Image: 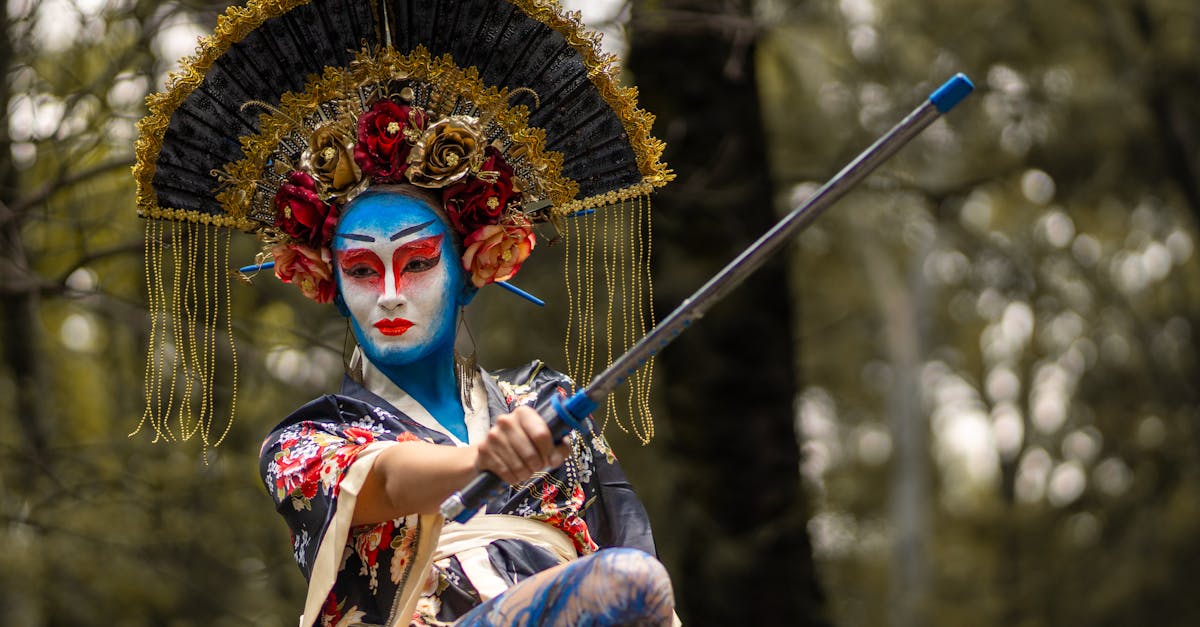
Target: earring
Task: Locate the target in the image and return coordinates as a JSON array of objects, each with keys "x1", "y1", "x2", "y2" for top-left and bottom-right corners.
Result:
[
  {"x1": 455, "y1": 310, "x2": 478, "y2": 410},
  {"x1": 344, "y1": 321, "x2": 365, "y2": 384}
]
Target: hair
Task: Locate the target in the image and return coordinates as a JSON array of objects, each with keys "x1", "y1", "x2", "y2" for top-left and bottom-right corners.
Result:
[{"x1": 344, "y1": 184, "x2": 463, "y2": 253}]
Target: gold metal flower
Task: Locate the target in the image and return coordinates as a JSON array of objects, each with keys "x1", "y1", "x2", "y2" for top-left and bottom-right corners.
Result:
[
  {"x1": 405, "y1": 115, "x2": 485, "y2": 188},
  {"x1": 300, "y1": 123, "x2": 365, "y2": 202}
]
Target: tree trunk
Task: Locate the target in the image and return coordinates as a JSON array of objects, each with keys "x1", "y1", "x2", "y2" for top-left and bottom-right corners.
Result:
[
  {"x1": 0, "y1": 1, "x2": 51, "y2": 464},
  {"x1": 860, "y1": 230, "x2": 932, "y2": 627},
  {"x1": 628, "y1": 2, "x2": 827, "y2": 624}
]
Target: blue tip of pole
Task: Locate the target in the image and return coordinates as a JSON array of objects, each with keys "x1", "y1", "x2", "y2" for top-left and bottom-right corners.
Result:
[
  {"x1": 929, "y1": 73, "x2": 974, "y2": 113},
  {"x1": 238, "y1": 261, "x2": 276, "y2": 273},
  {"x1": 495, "y1": 281, "x2": 546, "y2": 307}
]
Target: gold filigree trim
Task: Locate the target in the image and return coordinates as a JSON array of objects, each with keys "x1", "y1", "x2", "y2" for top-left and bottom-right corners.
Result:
[
  {"x1": 136, "y1": 206, "x2": 259, "y2": 231},
  {"x1": 216, "y1": 45, "x2": 576, "y2": 222},
  {"x1": 555, "y1": 181, "x2": 662, "y2": 217},
  {"x1": 510, "y1": 0, "x2": 675, "y2": 190},
  {"x1": 133, "y1": 0, "x2": 319, "y2": 229},
  {"x1": 133, "y1": 0, "x2": 673, "y2": 229}
]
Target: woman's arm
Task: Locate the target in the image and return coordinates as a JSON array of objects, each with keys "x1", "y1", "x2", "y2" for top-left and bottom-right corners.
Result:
[{"x1": 352, "y1": 406, "x2": 571, "y2": 525}]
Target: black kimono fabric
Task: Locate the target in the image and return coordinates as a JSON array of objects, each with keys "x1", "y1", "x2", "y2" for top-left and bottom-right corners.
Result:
[{"x1": 259, "y1": 361, "x2": 656, "y2": 626}]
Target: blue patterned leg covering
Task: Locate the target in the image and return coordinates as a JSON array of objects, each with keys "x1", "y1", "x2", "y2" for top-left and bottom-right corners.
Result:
[{"x1": 454, "y1": 548, "x2": 674, "y2": 626}]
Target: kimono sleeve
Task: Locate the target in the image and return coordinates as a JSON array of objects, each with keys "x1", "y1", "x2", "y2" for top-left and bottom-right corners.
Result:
[
  {"x1": 258, "y1": 394, "x2": 394, "y2": 580},
  {"x1": 582, "y1": 434, "x2": 658, "y2": 556}
]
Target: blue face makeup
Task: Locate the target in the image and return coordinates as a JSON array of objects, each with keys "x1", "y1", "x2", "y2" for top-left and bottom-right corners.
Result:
[{"x1": 334, "y1": 192, "x2": 466, "y2": 371}]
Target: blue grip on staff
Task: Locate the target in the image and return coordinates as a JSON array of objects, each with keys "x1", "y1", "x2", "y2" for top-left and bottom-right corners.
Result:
[{"x1": 442, "y1": 391, "x2": 595, "y2": 523}]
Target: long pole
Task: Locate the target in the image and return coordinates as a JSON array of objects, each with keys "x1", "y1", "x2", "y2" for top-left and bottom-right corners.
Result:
[{"x1": 441, "y1": 73, "x2": 975, "y2": 522}]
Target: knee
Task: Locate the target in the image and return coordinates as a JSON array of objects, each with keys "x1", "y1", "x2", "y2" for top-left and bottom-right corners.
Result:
[{"x1": 593, "y1": 548, "x2": 673, "y2": 605}]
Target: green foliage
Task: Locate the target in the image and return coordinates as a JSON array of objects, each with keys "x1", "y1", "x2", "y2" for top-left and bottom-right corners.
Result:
[
  {"x1": 0, "y1": 1, "x2": 312, "y2": 623},
  {"x1": 4, "y1": 0, "x2": 1200, "y2": 624},
  {"x1": 757, "y1": 0, "x2": 1200, "y2": 624}
]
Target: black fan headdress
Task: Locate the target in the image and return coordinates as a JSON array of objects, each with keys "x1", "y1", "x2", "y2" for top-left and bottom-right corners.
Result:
[{"x1": 133, "y1": 0, "x2": 670, "y2": 451}]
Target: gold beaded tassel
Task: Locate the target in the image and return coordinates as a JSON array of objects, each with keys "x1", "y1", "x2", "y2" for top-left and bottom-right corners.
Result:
[
  {"x1": 563, "y1": 200, "x2": 599, "y2": 405},
  {"x1": 627, "y1": 193, "x2": 656, "y2": 443},
  {"x1": 562, "y1": 194, "x2": 657, "y2": 444},
  {"x1": 131, "y1": 217, "x2": 171, "y2": 443},
  {"x1": 131, "y1": 217, "x2": 239, "y2": 459}
]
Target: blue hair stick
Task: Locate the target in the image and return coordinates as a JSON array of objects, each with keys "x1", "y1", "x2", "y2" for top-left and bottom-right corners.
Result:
[
  {"x1": 495, "y1": 280, "x2": 545, "y2": 307},
  {"x1": 238, "y1": 261, "x2": 276, "y2": 273}
]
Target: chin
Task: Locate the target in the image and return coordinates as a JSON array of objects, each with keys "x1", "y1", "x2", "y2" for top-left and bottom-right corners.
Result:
[
  {"x1": 363, "y1": 345, "x2": 418, "y2": 368},
  {"x1": 369, "y1": 335, "x2": 419, "y2": 354}
]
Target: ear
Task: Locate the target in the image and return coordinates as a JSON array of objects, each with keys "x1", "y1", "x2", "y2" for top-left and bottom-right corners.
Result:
[
  {"x1": 458, "y1": 281, "x2": 478, "y2": 307},
  {"x1": 333, "y1": 291, "x2": 351, "y2": 318}
]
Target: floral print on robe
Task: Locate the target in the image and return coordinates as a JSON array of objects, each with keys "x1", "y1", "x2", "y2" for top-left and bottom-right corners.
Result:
[{"x1": 259, "y1": 361, "x2": 657, "y2": 627}]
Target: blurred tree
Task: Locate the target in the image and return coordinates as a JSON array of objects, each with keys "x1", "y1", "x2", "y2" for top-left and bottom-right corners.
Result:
[
  {"x1": 755, "y1": 0, "x2": 1200, "y2": 625},
  {"x1": 5, "y1": 0, "x2": 1200, "y2": 625},
  {"x1": 628, "y1": 1, "x2": 828, "y2": 625},
  {"x1": 0, "y1": 1, "x2": 310, "y2": 623}
]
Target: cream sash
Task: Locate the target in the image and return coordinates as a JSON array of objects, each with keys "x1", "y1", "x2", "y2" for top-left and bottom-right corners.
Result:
[{"x1": 432, "y1": 514, "x2": 578, "y2": 601}]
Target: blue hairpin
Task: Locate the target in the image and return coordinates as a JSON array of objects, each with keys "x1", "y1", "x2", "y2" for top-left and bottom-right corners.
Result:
[
  {"x1": 238, "y1": 261, "x2": 276, "y2": 274},
  {"x1": 494, "y1": 281, "x2": 545, "y2": 307}
]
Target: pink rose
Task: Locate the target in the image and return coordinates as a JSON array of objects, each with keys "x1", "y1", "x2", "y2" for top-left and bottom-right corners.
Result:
[
  {"x1": 460, "y1": 222, "x2": 537, "y2": 288},
  {"x1": 272, "y1": 243, "x2": 335, "y2": 303}
]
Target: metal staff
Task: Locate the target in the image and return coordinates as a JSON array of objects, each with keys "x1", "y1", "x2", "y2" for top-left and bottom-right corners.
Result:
[{"x1": 441, "y1": 73, "x2": 976, "y2": 523}]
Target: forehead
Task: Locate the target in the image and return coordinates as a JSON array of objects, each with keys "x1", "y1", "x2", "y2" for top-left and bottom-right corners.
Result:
[{"x1": 335, "y1": 193, "x2": 447, "y2": 245}]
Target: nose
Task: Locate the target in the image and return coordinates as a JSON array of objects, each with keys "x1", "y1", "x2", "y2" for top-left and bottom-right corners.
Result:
[
  {"x1": 378, "y1": 291, "x2": 404, "y2": 311},
  {"x1": 379, "y1": 268, "x2": 405, "y2": 310}
]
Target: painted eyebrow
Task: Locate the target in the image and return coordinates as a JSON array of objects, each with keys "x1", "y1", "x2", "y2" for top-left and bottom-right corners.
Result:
[
  {"x1": 390, "y1": 220, "x2": 436, "y2": 241},
  {"x1": 338, "y1": 233, "x2": 375, "y2": 242}
]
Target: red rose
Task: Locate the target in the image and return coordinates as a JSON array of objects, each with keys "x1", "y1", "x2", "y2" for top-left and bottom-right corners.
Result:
[
  {"x1": 461, "y1": 220, "x2": 536, "y2": 288},
  {"x1": 442, "y1": 147, "x2": 521, "y2": 234},
  {"x1": 272, "y1": 243, "x2": 336, "y2": 303},
  {"x1": 274, "y1": 171, "x2": 340, "y2": 246},
  {"x1": 354, "y1": 101, "x2": 426, "y2": 182}
]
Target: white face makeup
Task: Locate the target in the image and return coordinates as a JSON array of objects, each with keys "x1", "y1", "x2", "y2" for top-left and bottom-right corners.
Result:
[{"x1": 333, "y1": 192, "x2": 466, "y2": 369}]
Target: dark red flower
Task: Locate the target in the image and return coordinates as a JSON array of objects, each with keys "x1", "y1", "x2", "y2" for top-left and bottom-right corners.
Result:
[
  {"x1": 354, "y1": 100, "x2": 426, "y2": 182},
  {"x1": 442, "y1": 147, "x2": 521, "y2": 234},
  {"x1": 274, "y1": 171, "x2": 340, "y2": 246}
]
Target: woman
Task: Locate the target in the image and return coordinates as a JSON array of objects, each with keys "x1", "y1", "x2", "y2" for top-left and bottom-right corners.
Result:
[
  {"x1": 260, "y1": 186, "x2": 674, "y2": 625},
  {"x1": 131, "y1": 2, "x2": 676, "y2": 624}
]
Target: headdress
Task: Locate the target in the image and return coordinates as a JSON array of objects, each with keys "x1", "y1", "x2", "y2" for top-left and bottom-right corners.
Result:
[{"x1": 132, "y1": 0, "x2": 671, "y2": 453}]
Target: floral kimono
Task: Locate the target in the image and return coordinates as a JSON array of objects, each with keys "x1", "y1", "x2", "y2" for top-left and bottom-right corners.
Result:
[{"x1": 260, "y1": 361, "x2": 657, "y2": 627}]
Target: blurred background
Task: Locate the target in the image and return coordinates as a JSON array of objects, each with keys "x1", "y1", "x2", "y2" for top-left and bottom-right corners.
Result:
[{"x1": 3, "y1": 0, "x2": 1199, "y2": 625}]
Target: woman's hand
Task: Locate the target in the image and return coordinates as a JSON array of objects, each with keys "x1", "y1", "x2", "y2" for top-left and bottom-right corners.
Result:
[
  {"x1": 353, "y1": 407, "x2": 572, "y2": 525},
  {"x1": 475, "y1": 406, "x2": 572, "y2": 485}
]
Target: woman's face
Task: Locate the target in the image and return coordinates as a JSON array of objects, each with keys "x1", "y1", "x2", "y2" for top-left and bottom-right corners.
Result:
[{"x1": 333, "y1": 192, "x2": 467, "y2": 368}]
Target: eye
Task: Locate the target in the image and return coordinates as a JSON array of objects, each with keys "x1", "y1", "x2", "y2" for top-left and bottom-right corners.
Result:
[
  {"x1": 404, "y1": 255, "x2": 440, "y2": 273},
  {"x1": 345, "y1": 264, "x2": 379, "y2": 279}
]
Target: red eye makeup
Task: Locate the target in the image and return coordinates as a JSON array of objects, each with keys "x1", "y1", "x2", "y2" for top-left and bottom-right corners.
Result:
[
  {"x1": 336, "y1": 249, "x2": 385, "y2": 290},
  {"x1": 392, "y1": 234, "x2": 444, "y2": 293}
]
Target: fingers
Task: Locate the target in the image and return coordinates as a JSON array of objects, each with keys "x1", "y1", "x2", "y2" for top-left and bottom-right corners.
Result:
[
  {"x1": 516, "y1": 407, "x2": 558, "y2": 462},
  {"x1": 476, "y1": 407, "x2": 571, "y2": 485}
]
